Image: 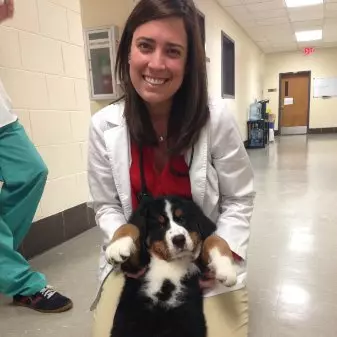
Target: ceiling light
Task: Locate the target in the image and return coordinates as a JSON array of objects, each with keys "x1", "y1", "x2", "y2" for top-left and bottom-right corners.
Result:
[
  {"x1": 285, "y1": 0, "x2": 323, "y2": 7},
  {"x1": 295, "y1": 29, "x2": 322, "y2": 42}
]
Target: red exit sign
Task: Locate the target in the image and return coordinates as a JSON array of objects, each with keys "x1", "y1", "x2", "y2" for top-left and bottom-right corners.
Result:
[{"x1": 304, "y1": 47, "x2": 315, "y2": 55}]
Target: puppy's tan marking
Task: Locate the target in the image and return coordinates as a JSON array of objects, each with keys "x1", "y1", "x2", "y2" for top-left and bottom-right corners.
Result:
[
  {"x1": 150, "y1": 241, "x2": 171, "y2": 261},
  {"x1": 111, "y1": 224, "x2": 140, "y2": 243},
  {"x1": 174, "y1": 208, "x2": 183, "y2": 218},
  {"x1": 201, "y1": 235, "x2": 237, "y2": 287},
  {"x1": 201, "y1": 235, "x2": 233, "y2": 264},
  {"x1": 190, "y1": 231, "x2": 201, "y2": 251},
  {"x1": 158, "y1": 215, "x2": 165, "y2": 225},
  {"x1": 108, "y1": 224, "x2": 141, "y2": 268}
]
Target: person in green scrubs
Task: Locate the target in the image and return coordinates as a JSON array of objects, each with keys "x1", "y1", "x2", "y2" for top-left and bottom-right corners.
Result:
[{"x1": 0, "y1": 0, "x2": 72, "y2": 313}]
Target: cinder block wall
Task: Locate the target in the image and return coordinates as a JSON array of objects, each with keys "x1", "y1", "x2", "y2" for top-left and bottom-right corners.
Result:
[
  {"x1": 0, "y1": 0, "x2": 91, "y2": 219},
  {"x1": 0, "y1": 0, "x2": 93, "y2": 257}
]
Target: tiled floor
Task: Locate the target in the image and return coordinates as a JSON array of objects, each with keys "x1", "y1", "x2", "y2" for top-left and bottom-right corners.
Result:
[
  {"x1": 247, "y1": 134, "x2": 337, "y2": 337},
  {"x1": 1, "y1": 134, "x2": 337, "y2": 336},
  {"x1": 0, "y1": 229, "x2": 101, "y2": 337}
]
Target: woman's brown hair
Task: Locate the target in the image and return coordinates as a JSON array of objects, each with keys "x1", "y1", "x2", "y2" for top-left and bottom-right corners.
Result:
[{"x1": 115, "y1": 0, "x2": 209, "y2": 155}]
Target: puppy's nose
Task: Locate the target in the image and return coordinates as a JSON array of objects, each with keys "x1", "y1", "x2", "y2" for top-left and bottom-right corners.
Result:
[{"x1": 172, "y1": 235, "x2": 186, "y2": 249}]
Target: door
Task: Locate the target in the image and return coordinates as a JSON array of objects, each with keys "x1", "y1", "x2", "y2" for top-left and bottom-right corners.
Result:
[{"x1": 279, "y1": 72, "x2": 310, "y2": 135}]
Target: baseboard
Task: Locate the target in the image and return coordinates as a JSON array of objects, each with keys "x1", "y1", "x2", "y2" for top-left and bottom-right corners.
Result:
[
  {"x1": 308, "y1": 127, "x2": 337, "y2": 134},
  {"x1": 18, "y1": 203, "x2": 96, "y2": 260},
  {"x1": 275, "y1": 128, "x2": 337, "y2": 135}
]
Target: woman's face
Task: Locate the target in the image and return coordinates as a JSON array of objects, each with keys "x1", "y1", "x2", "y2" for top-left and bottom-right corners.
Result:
[{"x1": 129, "y1": 17, "x2": 188, "y2": 108}]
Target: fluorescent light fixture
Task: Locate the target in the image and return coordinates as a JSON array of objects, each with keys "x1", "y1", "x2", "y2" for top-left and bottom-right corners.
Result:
[
  {"x1": 285, "y1": 0, "x2": 323, "y2": 7},
  {"x1": 295, "y1": 29, "x2": 322, "y2": 42}
]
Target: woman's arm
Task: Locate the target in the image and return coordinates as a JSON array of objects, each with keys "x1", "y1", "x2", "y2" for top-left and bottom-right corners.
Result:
[
  {"x1": 87, "y1": 115, "x2": 127, "y2": 244},
  {"x1": 210, "y1": 101, "x2": 255, "y2": 261}
]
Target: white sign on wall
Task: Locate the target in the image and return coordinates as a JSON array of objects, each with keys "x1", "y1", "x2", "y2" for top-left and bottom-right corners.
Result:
[{"x1": 313, "y1": 77, "x2": 337, "y2": 98}]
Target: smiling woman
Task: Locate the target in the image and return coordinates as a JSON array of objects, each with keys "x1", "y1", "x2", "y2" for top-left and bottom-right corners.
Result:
[
  {"x1": 114, "y1": 0, "x2": 209, "y2": 155},
  {"x1": 88, "y1": 0, "x2": 255, "y2": 336},
  {"x1": 129, "y1": 17, "x2": 187, "y2": 109}
]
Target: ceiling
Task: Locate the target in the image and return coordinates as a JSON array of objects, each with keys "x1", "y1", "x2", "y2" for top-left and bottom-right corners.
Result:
[{"x1": 216, "y1": 0, "x2": 337, "y2": 53}]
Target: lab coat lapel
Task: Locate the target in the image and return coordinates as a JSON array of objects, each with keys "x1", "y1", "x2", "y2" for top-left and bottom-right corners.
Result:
[
  {"x1": 104, "y1": 123, "x2": 133, "y2": 220},
  {"x1": 186, "y1": 126, "x2": 208, "y2": 209}
]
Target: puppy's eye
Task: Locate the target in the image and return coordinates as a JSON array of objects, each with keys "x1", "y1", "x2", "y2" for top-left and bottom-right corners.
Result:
[
  {"x1": 158, "y1": 215, "x2": 166, "y2": 228},
  {"x1": 175, "y1": 216, "x2": 185, "y2": 224},
  {"x1": 174, "y1": 209, "x2": 185, "y2": 223}
]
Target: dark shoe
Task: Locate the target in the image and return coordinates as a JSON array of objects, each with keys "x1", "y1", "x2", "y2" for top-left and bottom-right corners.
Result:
[{"x1": 13, "y1": 286, "x2": 73, "y2": 313}]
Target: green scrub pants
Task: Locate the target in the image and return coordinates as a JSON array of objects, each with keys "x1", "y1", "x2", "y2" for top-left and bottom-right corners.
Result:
[{"x1": 0, "y1": 120, "x2": 48, "y2": 296}]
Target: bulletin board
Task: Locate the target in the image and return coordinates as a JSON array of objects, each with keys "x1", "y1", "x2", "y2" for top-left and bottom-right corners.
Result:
[{"x1": 313, "y1": 77, "x2": 337, "y2": 98}]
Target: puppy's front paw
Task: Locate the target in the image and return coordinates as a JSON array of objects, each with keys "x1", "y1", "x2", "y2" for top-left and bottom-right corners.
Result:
[
  {"x1": 105, "y1": 236, "x2": 136, "y2": 265},
  {"x1": 209, "y1": 251, "x2": 237, "y2": 287}
]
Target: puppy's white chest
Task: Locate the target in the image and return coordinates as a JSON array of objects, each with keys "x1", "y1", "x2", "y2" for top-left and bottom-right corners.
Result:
[{"x1": 142, "y1": 256, "x2": 197, "y2": 308}]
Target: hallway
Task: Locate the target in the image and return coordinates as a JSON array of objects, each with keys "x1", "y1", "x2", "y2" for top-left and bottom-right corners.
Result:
[
  {"x1": 248, "y1": 134, "x2": 337, "y2": 336},
  {"x1": 1, "y1": 134, "x2": 337, "y2": 337}
]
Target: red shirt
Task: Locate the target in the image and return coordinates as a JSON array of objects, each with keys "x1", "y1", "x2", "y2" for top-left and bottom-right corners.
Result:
[{"x1": 130, "y1": 142, "x2": 191, "y2": 210}]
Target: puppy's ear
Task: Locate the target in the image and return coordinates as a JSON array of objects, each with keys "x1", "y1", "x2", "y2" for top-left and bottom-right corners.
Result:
[
  {"x1": 197, "y1": 213, "x2": 217, "y2": 240},
  {"x1": 185, "y1": 200, "x2": 217, "y2": 240},
  {"x1": 128, "y1": 199, "x2": 150, "y2": 234},
  {"x1": 128, "y1": 208, "x2": 146, "y2": 231}
]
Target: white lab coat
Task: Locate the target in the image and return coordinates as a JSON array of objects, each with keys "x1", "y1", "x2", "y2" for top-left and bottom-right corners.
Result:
[{"x1": 87, "y1": 99, "x2": 255, "y2": 298}]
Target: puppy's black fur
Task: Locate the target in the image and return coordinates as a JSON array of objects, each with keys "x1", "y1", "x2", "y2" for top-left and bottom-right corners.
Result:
[{"x1": 110, "y1": 196, "x2": 216, "y2": 337}]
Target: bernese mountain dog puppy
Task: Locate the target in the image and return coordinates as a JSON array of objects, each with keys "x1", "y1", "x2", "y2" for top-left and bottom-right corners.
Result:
[{"x1": 105, "y1": 196, "x2": 237, "y2": 337}]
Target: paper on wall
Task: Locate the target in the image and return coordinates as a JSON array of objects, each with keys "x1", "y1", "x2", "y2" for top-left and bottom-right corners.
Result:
[{"x1": 284, "y1": 97, "x2": 294, "y2": 105}]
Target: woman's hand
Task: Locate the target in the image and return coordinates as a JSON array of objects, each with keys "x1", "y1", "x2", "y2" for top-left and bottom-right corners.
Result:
[
  {"x1": 199, "y1": 270, "x2": 216, "y2": 290},
  {"x1": 125, "y1": 268, "x2": 218, "y2": 290},
  {"x1": 124, "y1": 268, "x2": 147, "y2": 279},
  {"x1": 126, "y1": 268, "x2": 217, "y2": 289}
]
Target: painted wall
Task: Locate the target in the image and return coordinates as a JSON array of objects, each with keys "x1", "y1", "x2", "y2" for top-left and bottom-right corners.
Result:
[
  {"x1": 264, "y1": 48, "x2": 337, "y2": 130},
  {"x1": 0, "y1": 0, "x2": 91, "y2": 220}
]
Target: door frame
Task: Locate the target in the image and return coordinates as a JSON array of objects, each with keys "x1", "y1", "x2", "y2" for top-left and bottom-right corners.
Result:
[{"x1": 278, "y1": 71, "x2": 311, "y2": 135}]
